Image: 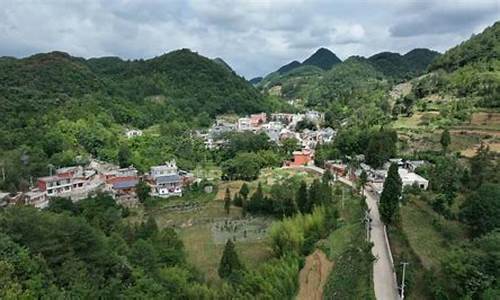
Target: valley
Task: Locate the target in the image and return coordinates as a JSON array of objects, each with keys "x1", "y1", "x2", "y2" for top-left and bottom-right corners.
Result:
[{"x1": 0, "y1": 12, "x2": 498, "y2": 300}]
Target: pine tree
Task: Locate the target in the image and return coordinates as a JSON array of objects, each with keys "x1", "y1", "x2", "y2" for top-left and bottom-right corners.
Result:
[
  {"x1": 469, "y1": 143, "x2": 492, "y2": 189},
  {"x1": 224, "y1": 188, "x2": 231, "y2": 215},
  {"x1": 233, "y1": 194, "x2": 242, "y2": 207},
  {"x1": 296, "y1": 180, "x2": 309, "y2": 213},
  {"x1": 379, "y1": 163, "x2": 402, "y2": 224},
  {"x1": 358, "y1": 170, "x2": 368, "y2": 195},
  {"x1": 239, "y1": 183, "x2": 250, "y2": 200},
  {"x1": 218, "y1": 239, "x2": 244, "y2": 280},
  {"x1": 322, "y1": 170, "x2": 334, "y2": 184},
  {"x1": 320, "y1": 178, "x2": 333, "y2": 205},
  {"x1": 249, "y1": 182, "x2": 264, "y2": 213},
  {"x1": 440, "y1": 129, "x2": 451, "y2": 153},
  {"x1": 308, "y1": 179, "x2": 322, "y2": 208}
]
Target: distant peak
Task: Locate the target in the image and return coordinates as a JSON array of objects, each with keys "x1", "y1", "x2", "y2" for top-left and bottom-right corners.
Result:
[
  {"x1": 302, "y1": 48, "x2": 341, "y2": 70},
  {"x1": 277, "y1": 60, "x2": 302, "y2": 74}
]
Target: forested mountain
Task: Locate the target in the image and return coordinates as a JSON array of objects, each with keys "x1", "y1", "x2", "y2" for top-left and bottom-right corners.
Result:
[
  {"x1": 411, "y1": 22, "x2": 500, "y2": 108},
  {"x1": 302, "y1": 47, "x2": 342, "y2": 70},
  {"x1": 367, "y1": 48, "x2": 439, "y2": 80},
  {"x1": 0, "y1": 49, "x2": 266, "y2": 125},
  {"x1": 212, "y1": 57, "x2": 234, "y2": 72},
  {"x1": 0, "y1": 49, "x2": 286, "y2": 191},
  {"x1": 277, "y1": 60, "x2": 302, "y2": 74},
  {"x1": 257, "y1": 47, "x2": 438, "y2": 99},
  {"x1": 248, "y1": 76, "x2": 263, "y2": 85},
  {"x1": 430, "y1": 22, "x2": 499, "y2": 72}
]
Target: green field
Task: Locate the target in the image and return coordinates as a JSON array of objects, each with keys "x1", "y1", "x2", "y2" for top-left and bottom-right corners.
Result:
[
  {"x1": 388, "y1": 196, "x2": 469, "y2": 299},
  {"x1": 130, "y1": 167, "x2": 320, "y2": 285}
]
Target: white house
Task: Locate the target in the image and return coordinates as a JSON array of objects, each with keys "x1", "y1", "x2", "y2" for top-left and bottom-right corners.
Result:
[
  {"x1": 398, "y1": 168, "x2": 429, "y2": 190},
  {"x1": 148, "y1": 161, "x2": 183, "y2": 198},
  {"x1": 126, "y1": 129, "x2": 143, "y2": 138},
  {"x1": 237, "y1": 117, "x2": 252, "y2": 131}
]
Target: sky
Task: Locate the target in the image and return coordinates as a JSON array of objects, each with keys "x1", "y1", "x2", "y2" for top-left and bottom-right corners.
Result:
[{"x1": 0, "y1": 0, "x2": 499, "y2": 78}]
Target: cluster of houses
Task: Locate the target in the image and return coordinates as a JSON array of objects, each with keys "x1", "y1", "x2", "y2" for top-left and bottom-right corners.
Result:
[
  {"x1": 0, "y1": 160, "x2": 193, "y2": 210},
  {"x1": 199, "y1": 111, "x2": 336, "y2": 166},
  {"x1": 325, "y1": 158, "x2": 429, "y2": 194}
]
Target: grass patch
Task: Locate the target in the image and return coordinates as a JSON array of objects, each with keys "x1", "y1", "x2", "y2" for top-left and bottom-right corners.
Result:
[
  {"x1": 181, "y1": 222, "x2": 272, "y2": 285},
  {"x1": 387, "y1": 225, "x2": 432, "y2": 300},
  {"x1": 321, "y1": 193, "x2": 375, "y2": 299},
  {"x1": 389, "y1": 197, "x2": 468, "y2": 299}
]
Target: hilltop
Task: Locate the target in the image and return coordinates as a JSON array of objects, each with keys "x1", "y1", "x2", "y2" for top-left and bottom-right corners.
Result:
[{"x1": 257, "y1": 47, "x2": 439, "y2": 100}]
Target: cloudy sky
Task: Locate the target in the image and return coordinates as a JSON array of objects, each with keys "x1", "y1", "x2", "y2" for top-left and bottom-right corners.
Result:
[{"x1": 1, "y1": 0, "x2": 498, "y2": 78}]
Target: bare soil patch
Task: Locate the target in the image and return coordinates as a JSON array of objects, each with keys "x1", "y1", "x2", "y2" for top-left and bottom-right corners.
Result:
[
  {"x1": 297, "y1": 249, "x2": 334, "y2": 300},
  {"x1": 470, "y1": 112, "x2": 500, "y2": 127}
]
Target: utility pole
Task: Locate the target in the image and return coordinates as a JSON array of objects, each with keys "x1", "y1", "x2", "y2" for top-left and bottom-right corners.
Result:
[{"x1": 401, "y1": 262, "x2": 409, "y2": 300}]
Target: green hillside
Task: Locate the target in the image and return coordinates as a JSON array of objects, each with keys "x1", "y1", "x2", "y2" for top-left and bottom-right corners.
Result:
[
  {"x1": 410, "y1": 22, "x2": 500, "y2": 109},
  {"x1": 0, "y1": 49, "x2": 283, "y2": 191},
  {"x1": 367, "y1": 49, "x2": 440, "y2": 81}
]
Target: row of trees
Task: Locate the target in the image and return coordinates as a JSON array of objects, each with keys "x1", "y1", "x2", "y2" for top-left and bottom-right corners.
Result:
[{"x1": 230, "y1": 171, "x2": 335, "y2": 218}]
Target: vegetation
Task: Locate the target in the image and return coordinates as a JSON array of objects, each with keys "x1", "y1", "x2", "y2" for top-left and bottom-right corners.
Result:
[
  {"x1": 380, "y1": 163, "x2": 402, "y2": 224},
  {"x1": 0, "y1": 49, "x2": 283, "y2": 191},
  {"x1": 218, "y1": 239, "x2": 244, "y2": 281}
]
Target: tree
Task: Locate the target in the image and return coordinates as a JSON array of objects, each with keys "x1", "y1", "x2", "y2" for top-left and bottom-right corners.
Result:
[
  {"x1": 379, "y1": 163, "x2": 402, "y2": 224},
  {"x1": 233, "y1": 194, "x2": 242, "y2": 207},
  {"x1": 47, "y1": 197, "x2": 79, "y2": 215},
  {"x1": 218, "y1": 240, "x2": 244, "y2": 280},
  {"x1": 137, "y1": 216, "x2": 158, "y2": 240},
  {"x1": 221, "y1": 152, "x2": 261, "y2": 180},
  {"x1": 239, "y1": 183, "x2": 250, "y2": 201},
  {"x1": 248, "y1": 182, "x2": 266, "y2": 213},
  {"x1": 308, "y1": 179, "x2": 322, "y2": 208},
  {"x1": 224, "y1": 188, "x2": 231, "y2": 215},
  {"x1": 296, "y1": 181, "x2": 309, "y2": 213},
  {"x1": 270, "y1": 182, "x2": 297, "y2": 217},
  {"x1": 358, "y1": 170, "x2": 368, "y2": 195},
  {"x1": 136, "y1": 180, "x2": 151, "y2": 203},
  {"x1": 460, "y1": 183, "x2": 500, "y2": 237},
  {"x1": 117, "y1": 144, "x2": 132, "y2": 168},
  {"x1": 469, "y1": 143, "x2": 492, "y2": 190},
  {"x1": 365, "y1": 129, "x2": 397, "y2": 168},
  {"x1": 322, "y1": 169, "x2": 334, "y2": 184},
  {"x1": 440, "y1": 129, "x2": 451, "y2": 152}
]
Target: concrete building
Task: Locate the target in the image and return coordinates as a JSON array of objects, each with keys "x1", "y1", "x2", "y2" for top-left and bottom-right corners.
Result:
[
  {"x1": 106, "y1": 176, "x2": 139, "y2": 207},
  {"x1": 148, "y1": 161, "x2": 183, "y2": 198},
  {"x1": 285, "y1": 149, "x2": 314, "y2": 166},
  {"x1": 398, "y1": 168, "x2": 429, "y2": 190},
  {"x1": 237, "y1": 117, "x2": 252, "y2": 131},
  {"x1": 24, "y1": 189, "x2": 49, "y2": 209},
  {"x1": 250, "y1": 113, "x2": 267, "y2": 127}
]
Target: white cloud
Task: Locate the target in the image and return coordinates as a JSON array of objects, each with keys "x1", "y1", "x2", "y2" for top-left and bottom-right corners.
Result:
[{"x1": 0, "y1": 0, "x2": 497, "y2": 78}]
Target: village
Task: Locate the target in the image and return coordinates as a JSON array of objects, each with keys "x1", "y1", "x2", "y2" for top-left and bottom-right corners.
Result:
[{"x1": 0, "y1": 110, "x2": 430, "y2": 213}]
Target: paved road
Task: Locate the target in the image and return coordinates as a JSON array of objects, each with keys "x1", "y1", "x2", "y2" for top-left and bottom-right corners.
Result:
[
  {"x1": 285, "y1": 166, "x2": 401, "y2": 299},
  {"x1": 336, "y1": 176, "x2": 400, "y2": 300}
]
